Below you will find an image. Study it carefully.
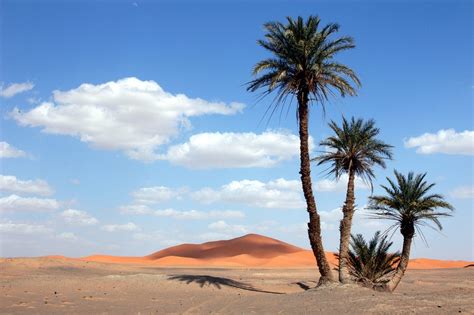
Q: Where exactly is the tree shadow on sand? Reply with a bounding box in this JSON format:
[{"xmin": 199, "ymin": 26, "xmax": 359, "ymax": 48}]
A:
[
  {"xmin": 168, "ymin": 274, "xmax": 284, "ymax": 294},
  {"xmin": 293, "ymin": 281, "xmax": 315, "ymax": 291}
]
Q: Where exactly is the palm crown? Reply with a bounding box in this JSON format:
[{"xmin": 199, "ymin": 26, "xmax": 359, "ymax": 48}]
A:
[
  {"xmin": 369, "ymin": 171, "xmax": 454, "ymax": 239},
  {"xmin": 346, "ymin": 231, "xmax": 400, "ymax": 285},
  {"xmin": 315, "ymin": 117, "xmax": 393, "ymax": 189},
  {"xmin": 247, "ymin": 15, "xmax": 361, "ymax": 112}
]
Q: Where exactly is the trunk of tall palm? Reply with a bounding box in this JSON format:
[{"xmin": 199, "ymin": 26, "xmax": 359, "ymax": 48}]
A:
[
  {"xmin": 338, "ymin": 167, "xmax": 356, "ymax": 283},
  {"xmin": 298, "ymin": 91, "xmax": 335, "ymax": 285},
  {"xmin": 375, "ymin": 226, "xmax": 413, "ymax": 292}
]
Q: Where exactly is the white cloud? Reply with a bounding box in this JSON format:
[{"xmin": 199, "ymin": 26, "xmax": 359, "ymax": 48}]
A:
[
  {"xmin": 130, "ymin": 186, "xmax": 183, "ymax": 204},
  {"xmin": 319, "ymin": 207, "xmax": 342, "ymax": 223},
  {"xmin": 405, "ymin": 129, "xmax": 474, "ymax": 155},
  {"xmin": 153, "ymin": 208, "xmax": 245, "ymax": 220},
  {"xmin": 101, "ymin": 222, "xmax": 140, "ymax": 232},
  {"xmin": 314, "ymin": 174, "xmax": 370, "ymax": 192},
  {"xmin": 208, "ymin": 220, "xmax": 248, "ymax": 234},
  {"xmin": 192, "ymin": 178, "xmax": 304, "ymax": 209},
  {"xmin": 318, "ymin": 205, "xmax": 385, "ymax": 231},
  {"xmin": 0, "ymin": 221, "xmax": 52, "ymax": 234},
  {"xmin": 450, "ymin": 185, "xmax": 474, "ymax": 199},
  {"xmin": 0, "ymin": 195, "xmax": 59, "ymax": 212},
  {"xmin": 198, "ymin": 232, "xmax": 234, "ymax": 241},
  {"xmin": 119, "ymin": 203, "xmax": 245, "ymax": 220},
  {"xmin": 131, "ymin": 230, "xmax": 181, "ymax": 246},
  {"xmin": 60, "ymin": 209, "xmax": 98, "ymax": 226},
  {"xmin": 11, "ymin": 77, "xmax": 244, "ymax": 161},
  {"xmin": 277, "ymin": 222, "xmax": 309, "ymax": 235},
  {"xmin": 0, "ymin": 142, "xmax": 27, "ymax": 158},
  {"xmin": 57, "ymin": 232, "xmax": 78, "ymax": 241},
  {"xmin": 119, "ymin": 204, "xmax": 153, "ymax": 215},
  {"xmin": 0, "ymin": 175, "xmax": 54, "ymax": 196},
  {"xmin": 0, "ymin": 82, "xmax": 34, "ymax": 98},
  {"xmin": 161, "ymin": 131, "xmax": 308, "ymax": 169}
]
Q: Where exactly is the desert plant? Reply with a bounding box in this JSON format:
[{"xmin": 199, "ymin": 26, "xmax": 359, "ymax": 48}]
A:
[
  {"xmin": 314, "ymin": 117, "xmax": 393, "ymax": 283},
  {"xmin": 247, "ymin": 15, "xmax": 361, "ymax": 284},
  {"xmin": 368, "ymin": 171, "xmax": 454, "ymax": 291},
  {"xmin": 345, "ymin": 231, "xmax": 400, "ymax": 286}
]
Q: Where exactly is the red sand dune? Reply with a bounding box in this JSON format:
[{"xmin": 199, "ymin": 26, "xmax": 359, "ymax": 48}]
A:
[
  {"xmin": 147, "ymin": 234, "xmax": 303, "ymax": 260},
  {"xmin": 78, "ymin": 234, "xmax": 472, "ymax": 269}
]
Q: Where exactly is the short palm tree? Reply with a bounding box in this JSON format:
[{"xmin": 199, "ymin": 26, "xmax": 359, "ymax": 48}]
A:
[
  {"xmin": 247, "ymin": 16, "xmax": 361, "ymax": 285},
  {"xmin": 314, "ymin": 117, "xmax": 393, "ymax": 283},
  {"xmin": 368, "ymin": 171, "xmax": 454, "ymax": 291},
  {"xmin": 346, "ymin": 231, "xmax": 400, "ymax": 286}
]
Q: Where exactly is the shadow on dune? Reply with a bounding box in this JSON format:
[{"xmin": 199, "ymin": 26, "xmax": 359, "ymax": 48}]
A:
[{"xmin": 168, "ymin": 274, "xmax": 284, "ymax": 294}]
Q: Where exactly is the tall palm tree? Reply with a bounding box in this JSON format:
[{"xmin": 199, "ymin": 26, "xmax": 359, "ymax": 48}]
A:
[
  {"xmin": 314, "ymin": 117, "xmax": 393, "ymax": 283},
  {"xmin": 247, "ymin": 16, "xmax": 361, "ymax": 284},
  {"xmin": 345, "ymin": 231, "xmax": 400, "ymax": 287},
  {"xmin": 368, "ymin": 171, "xmax": 454, "ymax": 292}
]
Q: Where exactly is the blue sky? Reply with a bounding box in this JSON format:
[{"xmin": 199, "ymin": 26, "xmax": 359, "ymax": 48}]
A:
[{"xmin": 0, "ymin": 0, "xmax": 472, "ymax": 260}]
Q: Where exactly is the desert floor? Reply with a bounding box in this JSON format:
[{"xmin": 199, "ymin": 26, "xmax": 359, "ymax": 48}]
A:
[{"xmin": 1, "ymin": 257, "xmax": 473, "ymax": 314}]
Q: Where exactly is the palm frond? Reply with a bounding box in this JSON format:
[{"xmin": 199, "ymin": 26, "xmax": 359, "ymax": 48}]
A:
[
  {"xmin": 314, "ymin": 117, "xmax": 393, "ymax": 190},
  {"xmin": 341, "ymin": 231, "xmax": 400, "ymax": 285},
  {"xmin": 368, "ymin": 170, "xmax": 454, "ymax": 242},
  {"xmin": 247, "ymin": 15, "xmax": 361, "ymax": 113}
]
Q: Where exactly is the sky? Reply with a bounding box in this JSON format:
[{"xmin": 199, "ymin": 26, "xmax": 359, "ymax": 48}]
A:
[{"xmin": 0, "ymin": 0, "xmax": 472, "ymax": 260}]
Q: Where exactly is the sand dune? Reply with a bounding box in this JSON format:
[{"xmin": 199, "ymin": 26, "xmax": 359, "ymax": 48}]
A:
[
  {"xmin": 146, "ymin": 234, "xmax": 303, "ymax": 260},
  {"xmin": 76, "ymin": 234, "xmax": 473, "ymax": 269}
]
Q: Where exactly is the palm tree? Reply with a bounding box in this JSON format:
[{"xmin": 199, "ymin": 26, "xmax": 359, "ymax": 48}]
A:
[
  {"xmin": 314, "ymin": 117, "xmax": 393, "ymax": 283},
  {"xmin": 345, "ymin": 231, "xmax": 400, "ymax": 287},
  {"xmin": 368, "ymin": 171, "xmax": 454, "ymax": 292},
  {"xmin": 247, "ymin": 16, "xmax": 361, "ymax": 284}
]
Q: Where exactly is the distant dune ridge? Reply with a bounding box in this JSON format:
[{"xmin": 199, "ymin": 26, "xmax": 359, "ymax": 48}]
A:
[{"xmin": 78, "ymin": 234, "xmax": 470, "ymax": 269}]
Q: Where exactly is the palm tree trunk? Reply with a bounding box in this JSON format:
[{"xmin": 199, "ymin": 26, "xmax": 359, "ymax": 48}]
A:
[
  {"xmin": 338, "ymin": 167, "xmax": 356, "ymax": 283},
  {"xmin": 298, "ymin": 92, "xmax": 335, "ymax": 285},
  {"xmin": 384, "ymin": 235, "xmax": 413, "ymax": 292}
]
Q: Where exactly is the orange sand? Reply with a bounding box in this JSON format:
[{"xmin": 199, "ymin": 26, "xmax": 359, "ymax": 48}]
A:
[{"xmin": 54, "ymin": 234, "xmax": 471, "ymax": 269}]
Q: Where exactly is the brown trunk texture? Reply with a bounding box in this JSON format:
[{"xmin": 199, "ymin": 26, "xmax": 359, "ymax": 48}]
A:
[
  {"xmin": 338, "ymin": 168, "xmax": 356, "ymax": 283},
  {"xmin": 385, "ymin": 234, "xmax": 413, "ymax": 292},
  {"xmin": 298, "ymin": 92, "xmax": 335, "ymax": 285}
]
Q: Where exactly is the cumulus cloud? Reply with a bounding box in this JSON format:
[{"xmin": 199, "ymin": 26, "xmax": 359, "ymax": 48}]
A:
[
  {"xmin": 405, "ymin": 129, "xmax": 474, "ymax": 155},
  {"xmin": 153, "ymin": 209, "xmax": 245, "ymax": 220},
  {"xmin": 101, "ymin": 222, "xmax": 140, "ymax": 232},
  {"xmin": 161, "ymin": 131, "xmax": 308, "ymax": 169},
  {"xmin": 0, "ymin": 82, "xmax": 34, "ymax": 98},
  {"xmin": 0, "ymin": 220, "xmax": 52, "ymax": 234},
  {"xmin": 318, "ymin": 205, "xmax": 384, "ymax": 231},
  {"xmin": 57, "ymin": 232, "xmax": 78, "ymax": 241},
  {"xmin": 61, "ymin": 209, "xmax": 98, "ymax": 226},
  {"xmin": 450, "ymin": 185, "xmax": 474, "ymax": 199},
  {"xmin": 0, "ymin": 195, "xmax": 59, "ymax": 212},
  {"xmin": 0, "ymin": 175, "xmax": 54, "ymax": 196},
  {"xmin": 11, "ymin": 77, "xmax": 244, "ymax": 161},
  {"xmin": 131, "ymin": 230, "xmax": 181, "ymax": 246},
  {"xmin": 192, "ymin": 178, "xmax": 304, "ymax": 209},
  {"xmin": 119, "ymin": 204, "xmax": 153, "ymax": 215},
  {"xmin": 314, "ymin": 174, "xmax": 370, "ymax": 192},
  {"xmin": 208, "ymin": 220, "xmax": 248, "ymax": 234},
  {"xmin": 119, "ymin": 203, "xmax": 244, "ymax": 220},
  {"xmin": 0, "ymin": 142, "xmax": 27, "ymax": 159},
  {"xmin": 130, "ymin": 186, "xmax": 184, "ymax": 204}
]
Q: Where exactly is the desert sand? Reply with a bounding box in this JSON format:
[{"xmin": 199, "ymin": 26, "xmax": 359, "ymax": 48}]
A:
[
  {"xmin": 81, "ymin": 234, "xmax": 471, "ymax": 269},
  {"xmin": 1, "ymin": 257, "xmax": 473, "ymax": 314},
  {"xmin": 1, "ymin": 234, "xmax": 473, "ymax": 314}
]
